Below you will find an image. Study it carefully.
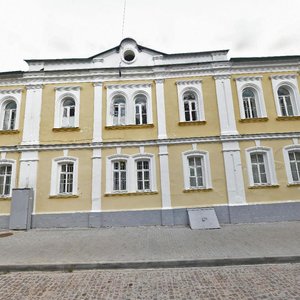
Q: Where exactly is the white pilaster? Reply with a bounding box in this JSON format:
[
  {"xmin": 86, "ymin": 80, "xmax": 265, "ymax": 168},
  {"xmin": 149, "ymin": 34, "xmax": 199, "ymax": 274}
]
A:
[
  {"xmin": 19, "ymin": 151, "xmax": 39, "ymax": 212},
  {"xmin": 214, "ymin": 76, "xmax": 238, "ymax": 135},
  {"xmin": 93, "ymin": 82, "xmax": 103, "ymax": 143},
  {"xmin": 155, "ymin": 79, "xmax": 167, "ymax": 139},
  {"xmin": 222, "ymin": 142, "xmax": 246, "ymax": 205},
  {"xmin": 91, "ymin": 149, "xmax": 102, "ymax": 211},
  {"xmin": 158, "ymin": 145, "xmax": 171, "ymax": 208},
  {"xmin": 22, "ymin": 85, "xmax": 43, "ymax": 145}
]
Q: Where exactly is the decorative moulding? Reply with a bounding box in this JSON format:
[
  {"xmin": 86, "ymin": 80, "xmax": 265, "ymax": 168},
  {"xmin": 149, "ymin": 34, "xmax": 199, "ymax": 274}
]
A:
[
  {"xmin": 0, "ymin": 89, "xmax": 23, "ymax": 94},
  {"xmin": 52, "ymin": 127, "xmax": 80, "ymax": 132},
  {"xmin": 0, "ymin": 130, "xmax": 20, "ymax": 135},
  {"xmin": 213, "ymin": 75, "xmax": 231, "ymax": 80},
  {"xmin": 178, "ymin": 121, "xmax": 206, "ymax": 126},
  {"xmin": 276, "ymin": 116, "xmax": 300, "ymax": 121},
  {"xmin": 270, "ymin": 74, "xmax": 297, "ymax": 80},
  {"xmin": 183, "ymin": 188, "xmax": 212, "ymax": 193},
  {"xmin": 234, "ymin": 76, "xmax": 263, "ymax": 82},
  {"xmin": 54, "ymin": 86, "xmax": 81, "ymax": 92},
  {"xmin": 105, "ymin": 83, "xmax": 152, "ymax": 90},
  {"xmin": 176, "ymin": 80, "xmax": 202, "ymax": 86},
  {"xmin": 239, "ymin": 117, "xmax": 268, "ymax": 123},
  {"xmin": 248, "ymin": 184, "xmax": 279, "ymax": 189},
  {"xmin": 49, "ymin": 194, "xmax": 79, "ymax": 199},
  {"xmin": 26, "ymin": 84, "xmax": 43, "ymax": 90},
  {"xmin": 105, "ymin": 124, "xmax": 154, "ymax": 130},
  {"xmin": 104, "ymin": 191, "xmax": 158, "ymax": 197}
]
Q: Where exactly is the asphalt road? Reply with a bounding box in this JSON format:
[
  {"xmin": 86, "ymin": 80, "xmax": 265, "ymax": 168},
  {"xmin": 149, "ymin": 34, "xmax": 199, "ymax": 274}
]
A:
[{"xmin": 0, "ymin": 263, "xmax": 299, "ymax": 300}]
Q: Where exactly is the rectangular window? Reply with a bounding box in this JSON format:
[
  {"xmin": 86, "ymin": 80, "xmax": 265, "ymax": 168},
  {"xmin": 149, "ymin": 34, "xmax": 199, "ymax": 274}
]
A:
[
  {"xmin": 113, "ymin": 161, "xmax": 127, "ymax": 191},
  {"xmin": 0, "ymin": 165, "xmax": 12, "ymax": 196},
  {"xmin": 136, "ymin": 160, "xmax": 150, "ymax": 191},
  {"xmin": 188, "ymin": 156, "xmax": 203, "ymax": 188},
  {"xmin": 250, "ymin": 153, "xmax": 268, "ymax": 184},
  {"xmin": 289, "ymin": 151, "xmax": 300, "ymax": 182},
  {"xmin": 59, "ymin": 163, "xmax": 74, "ymax": 194}
]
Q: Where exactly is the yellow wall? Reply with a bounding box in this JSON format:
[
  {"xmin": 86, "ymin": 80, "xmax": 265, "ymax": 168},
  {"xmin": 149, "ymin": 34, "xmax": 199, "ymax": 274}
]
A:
[
  {"xmin": 164, "ymin": 77, "xmax": 221, "ymax": 138},
  {"xmin": 35, "ymin": 149, "xmax": 92, "ymax": 213},
  {"xmin": 101, "ymin": 146, "xmax": 162, "ymax": 211},
  {"xmin": 168, "ymin": 143, "xmax": 228, "ymax": 207},
  {"xmin": 240, "ymin": 139, "xmax": 300, "ymax": 203},
  {"xmin": 39, "ymin": 83, "xmax": 93, "ymax": 144}
]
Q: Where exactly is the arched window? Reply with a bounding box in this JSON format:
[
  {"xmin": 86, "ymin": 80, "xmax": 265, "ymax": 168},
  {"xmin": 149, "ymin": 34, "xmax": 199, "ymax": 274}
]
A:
[
  {"xmin": 3, "ymin": 101, "xmax": 16, "ymax": 130},
  {"xmin": 183, "ymin": 91, "xmax": 198, "ymax": 121},
  {"xmin": 112, "ymin": 95, "xmax": 126, "ymax": 125},
  {"xmin": 242, "ymin": 88, "xmax": 258, "ymax": 119},
  {"xmin": 61, "ymin": 98, "xmax": 75, "ymax": 127},
  {"xmin": 277, "ymin": 86, "xmax": 294, "ymax": 116},
  {"xmin": 134, "ymin": 94, "xmax": 147, "ymax": 125}
]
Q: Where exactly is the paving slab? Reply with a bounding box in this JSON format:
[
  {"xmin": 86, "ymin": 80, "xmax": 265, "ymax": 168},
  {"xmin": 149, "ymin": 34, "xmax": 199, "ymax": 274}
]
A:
[{"xmin": 0, "ymin": 222, "xmax": 299, "ymax": 271}]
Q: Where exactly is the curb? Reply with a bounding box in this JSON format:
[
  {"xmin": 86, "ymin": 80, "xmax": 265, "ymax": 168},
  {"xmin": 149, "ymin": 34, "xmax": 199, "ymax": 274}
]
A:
[{"xmin": 0, "ymin": 256, "xmax": 299, "ymax": 273}]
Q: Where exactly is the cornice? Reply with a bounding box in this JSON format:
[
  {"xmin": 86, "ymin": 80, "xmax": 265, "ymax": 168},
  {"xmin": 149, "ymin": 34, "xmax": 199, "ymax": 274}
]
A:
[
  {"xmin": 54, "ymin": 86, "xmax": 81, "ymax": 91},
  {"xmin": 0, "ymin": 132, "xmax": 299, "ymax": 152},
  {"xmin": 234, "ymin": 76, "xmax": 263, "ymax": 82},
  {"xmin": 176, "ymin": 80, "xmax": 202, "ymax": 85},
  {"xmin": 26, "ymin": 84, "xmax": 44, "ymax": 90},
  {"xmin": 0, "ymin": 88, "xmax": 23, "ymax": 94},
  {"xmin": 269, "ymin": 74, "xmax": 297, "ymax": 80}
]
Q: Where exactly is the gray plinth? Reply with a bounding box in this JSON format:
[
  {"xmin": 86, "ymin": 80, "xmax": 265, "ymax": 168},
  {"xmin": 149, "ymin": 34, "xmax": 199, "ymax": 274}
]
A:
[
  {"xmin": 188, "ymin": 208, "xmax": 220, "ymax": 230},
  {"xmin": 9, "ymin": 188, "xmax": 34, "ymax": 230}
]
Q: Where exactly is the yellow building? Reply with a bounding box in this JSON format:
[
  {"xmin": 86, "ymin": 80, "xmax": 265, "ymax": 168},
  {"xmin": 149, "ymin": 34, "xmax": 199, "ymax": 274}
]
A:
[{"xmin": 0, "ymin": 38, "xmax": 299, "ymax": 228}]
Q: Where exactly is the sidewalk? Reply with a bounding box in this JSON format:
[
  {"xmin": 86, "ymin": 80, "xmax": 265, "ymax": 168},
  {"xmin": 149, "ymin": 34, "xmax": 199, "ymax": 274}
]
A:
[{"xmin": 0, "ymin": 222, "xmax": 299, "ymax": 271}]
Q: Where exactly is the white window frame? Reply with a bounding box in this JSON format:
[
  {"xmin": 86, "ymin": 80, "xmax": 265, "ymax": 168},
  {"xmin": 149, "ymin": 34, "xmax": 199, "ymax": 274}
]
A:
[
  {"xmin": 0, "ymin": 90, "xmax": 22, "ymax": 131},
  {"xmin": 283, "ymin": 145, "xmax": 300, "ymax": 184},
  {"xmin": 0, "ymin": 159, "xmax": 16, "ymax": 197},
  {"xmin": 133, "ymin": 154, "xmax": 157, "ymax": 192},
  {"xmin": 245, "ymin": 147, "xmax": 277, "ymax": 187},
  {"xmin": 182, "ymin": 150, "xmax": 212, "ymax": 190},
  {"xmin": 270, "ymin": 74, "xmax": 300, "ymax": 117},
  {"xmin": 133, "ymin": 93, "xmax": 148, "ymax": 125},
  {"xmin": 235, "ymin": 76, "xmax": 267, "ymax": 119},
  {"xmin": 50, "ymin": 156, "xmax": 78, "ymax": 196},
  {"xmin": 176, "ymin": 80, "xmax": 205, "ymax": 122},
  {"xmin": 54, "ymin": 86, "xmax": 80, "ymax": 128},
  {"xmin": 106, "ymin": 84, "xmax": 152, "ymax": 126}
]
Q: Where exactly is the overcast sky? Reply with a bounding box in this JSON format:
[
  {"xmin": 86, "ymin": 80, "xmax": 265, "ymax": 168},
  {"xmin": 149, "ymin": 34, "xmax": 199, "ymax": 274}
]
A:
[{"xmin": 0, "ymin": 0, "xmax": 299, "ymax": 72}]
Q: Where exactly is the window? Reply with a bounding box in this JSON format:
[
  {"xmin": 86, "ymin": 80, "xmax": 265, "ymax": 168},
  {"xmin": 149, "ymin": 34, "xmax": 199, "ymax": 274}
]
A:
[
  {"xmin": 246, "ymin": 147, "xmax": 277, "ymax": 187},
  {"xmin": 62, "ymin": 98, "xmax": 75, "ymax": 127},
  {"xmin": 183, "ymin": 91, "xmax": 198, "ymax": 121},
  {"xmin": 235, "ymin": 77, "xmax": 267, "ymax": 120},
  {"xmin": 134, "ymin": 94, "xmax": 147, "ymax": 125},
  {"xmin": 182, "ymin": 150, "xmax": 212, "ymax": 190},
  {"xmin": 136, "ymin": 160, "xmax": 150, "ymax": 191},
  {"xmin": 113, "ymin": 160, "xmax": 127, "ymax": 191},
  {"xmin": 277, "ymin": 87, "xmax": 294, "ymax": 116},
  {"xmin": 242, "ymin": 88, "xmax": 258, "ymax": 119},
  {"xmin": 106, "ymin": 84, "xmax": 152, "ymax": 127},
  {"xmin": 50, "ymin": 157, "xmax": 78, "ymax": 196},
  {"xmin": 112, "ymin": 95, "xmax": 126, "ymax": 125},
  {"xmin": 0, "ymin": 165, "xmax": 12, "ymax": 196},
  {"xmin": 59, "ymin": 162, "xmax": 74, "ymax": 194},
  {"xmin": 106, "ymin": 153, "xmax": 156, "ymax": 194},
  {"xmin": 2, "ymin": 101, "xmax": 16, "ymax": 130},
  {"xmin": 270, "ymin": 75, "xmax": 300, "ymax": 117},
  {"xmin": 54, "ymin": 86, "xmax": 80, "ymax": 129},
  {"xmin": 176, "ymin": 80, "xmax": 205, "ymax": 123},
  {"xmin": 283, "ymin": 146, "xmax": 300, "ymax": 185}
]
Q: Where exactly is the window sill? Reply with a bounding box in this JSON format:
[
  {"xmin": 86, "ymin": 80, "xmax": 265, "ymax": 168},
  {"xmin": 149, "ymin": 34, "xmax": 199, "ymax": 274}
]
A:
[
  {"xmin": 49, "ymin": 194, "xmax": 79, "ymax": 199},
  {"xmin": 287, "ymin": 183, "xmax": 300, "ymax": 187},
  {"xmin": 248, "ymin": 184, "xmax": 279, "ymax": 189},
  {"xmin": 0, "ymin": 130, "xmax": 20, "ymax": 135},
  {"xmin": 178, "ymin": 121, "xmax": 206, "ymax": 126},
  {"xmin": 183, "ymin": 188, "xmax": 212, "ymax": 193},
  {"xmin": 52, "ymin": 127, "xmax": 80, "ymax": 132},
  {"xmin": 276, "ymin": 116, "xmax": 300, "ymax": 121},
  {"xmin": 104, "ymin": 191, "xmax": 158, "ymax": 197},
  {"xmin": 0, "ymin": 196, "xmax": 11, "ymax": 201},
  {"xmin": 105, "ymin": 124, "xmax": 154, "ymax": 130},
  {"xmin": 239, "ymin": 117, "xmax": 268, "ymax": 123}
]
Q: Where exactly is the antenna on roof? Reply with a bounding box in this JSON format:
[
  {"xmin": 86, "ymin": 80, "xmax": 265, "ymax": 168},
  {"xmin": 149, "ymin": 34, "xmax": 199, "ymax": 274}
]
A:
[{"xmin": 121, "ymin": 0, "xmax": 127, "ymax": 39}]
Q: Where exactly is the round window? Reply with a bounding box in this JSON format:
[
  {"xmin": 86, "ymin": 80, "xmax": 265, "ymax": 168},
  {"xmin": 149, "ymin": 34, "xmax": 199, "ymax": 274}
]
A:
[{"xmin": 123, "ymin": 49, "xmax": 135, "ymax": 62}]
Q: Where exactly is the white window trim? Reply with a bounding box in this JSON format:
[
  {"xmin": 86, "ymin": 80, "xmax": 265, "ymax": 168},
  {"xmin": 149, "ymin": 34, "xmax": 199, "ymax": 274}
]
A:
[
  {"xmin": 132, "ymin": 153, "xmax": 157, "ymax": 192},
  {"xmin": 0, "ymin": 93, "xmax": 21, "ymax": 130},
  {"xmin": 106, "ymin": 83, "xmax": 152, "ymax": 126},
  {"xmin": 54, "ymin": 87, "xmax": 80, "ymax": 128},
  {"xmin": 50, "ymin": 156, "xmax": 78, "ymax": 196},
  {"xmin": 235, "ymin": 76, "xmax": 267, "ymax": 119},
  {"xmin": 176, "ymin": 80, "xmax": 205, "ymax": 122},
  {"xmin": 0, "ymin": 159, "xmax": 16, "ymax": 197},
  {"xmin": 283, "ymin": 145, "xmax": 300, "ymax": 184},
  {"xmin": 245, "ymin": 146, "xmax": 277, "ymax": 187},
  {"xmin": 270, "ymin": 75, "xmax": 300, "ymax": 117},
  {"xmin": 106, "ymin": 154, "xmax": 131, "ymax": 193},
  {"xmin": 182, "ymin": 150, "xmax": 212, "ymax": 190}
]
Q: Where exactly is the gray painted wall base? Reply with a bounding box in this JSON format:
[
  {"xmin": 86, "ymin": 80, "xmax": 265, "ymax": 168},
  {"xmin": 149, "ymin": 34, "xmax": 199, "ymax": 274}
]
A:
[{"xmin": 0, "ymin": 202, "xmax": 299, "ymax": 229}]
